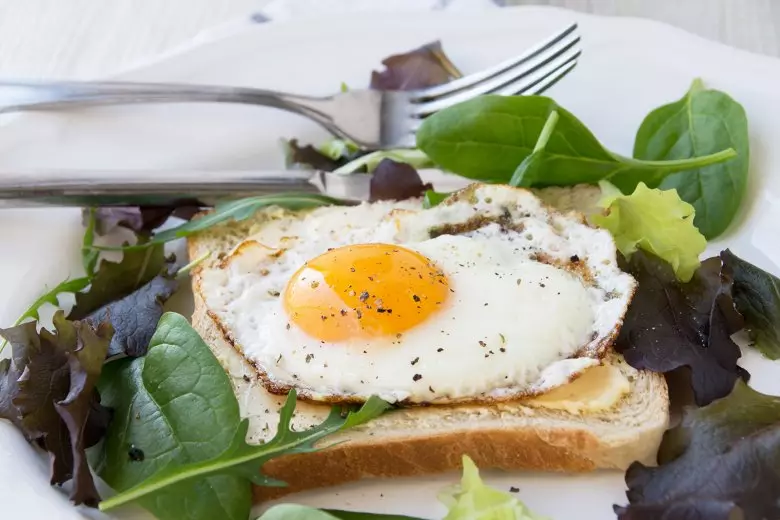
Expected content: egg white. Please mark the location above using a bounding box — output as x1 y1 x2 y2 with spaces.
198 185 636 404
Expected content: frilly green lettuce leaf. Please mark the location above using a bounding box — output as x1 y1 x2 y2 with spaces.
591 181 706 282
438 455 548 520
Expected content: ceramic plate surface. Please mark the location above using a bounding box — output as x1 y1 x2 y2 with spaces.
1 6 779 520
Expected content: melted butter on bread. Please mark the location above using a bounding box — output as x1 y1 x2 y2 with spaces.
523 364 631 413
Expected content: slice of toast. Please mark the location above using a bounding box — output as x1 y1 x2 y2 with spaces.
187 185 669 502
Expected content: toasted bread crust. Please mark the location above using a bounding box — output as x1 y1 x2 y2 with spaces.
256 427 600 501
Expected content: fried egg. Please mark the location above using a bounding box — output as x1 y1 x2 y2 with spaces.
198 184 636 404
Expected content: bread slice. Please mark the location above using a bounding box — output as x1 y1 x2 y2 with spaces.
187 186 669 502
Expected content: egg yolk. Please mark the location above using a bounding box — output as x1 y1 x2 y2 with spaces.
283 244 450 342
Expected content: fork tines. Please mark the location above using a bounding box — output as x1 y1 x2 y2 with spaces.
409 22 580 116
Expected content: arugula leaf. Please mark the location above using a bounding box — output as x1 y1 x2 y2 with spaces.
615 380 780 520
416 95 736 186
721 249 780 359
631 79 750 239
95 312 249 520
423 190 451 209
259 505 424 520
615 251 746 406
81 208 100 275
0 312 112 506
439 455 549 520
333 149 432 174
591 182 707 282
370 40 460 90
98 193 346 251
369 159 432 201
97 313 391 516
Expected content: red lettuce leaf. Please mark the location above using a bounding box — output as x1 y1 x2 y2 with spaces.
616 380 780 520
370 41 459 91
69 244 177 359
283 138 349 170
369 159 432 202
87 274 178 360
0 312 112 506
615 251 746 406
69 245 168 319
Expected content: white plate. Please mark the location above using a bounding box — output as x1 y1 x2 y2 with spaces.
1 5 779 520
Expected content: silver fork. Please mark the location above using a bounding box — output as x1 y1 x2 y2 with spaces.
0 23 580 150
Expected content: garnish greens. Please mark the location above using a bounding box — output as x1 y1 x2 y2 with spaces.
0 276 91 353
94 193 346 251
97 313 391 518
439 455 548 520
423 189 451 209
616 380 780 520
591 181 706 282
81 207 100 274
369 159 432 201
722 249 780 359
416 79 748 239
416 95 736 187
370 40 461 91
632 79 749 239
615 251 746 406
0 312 113 506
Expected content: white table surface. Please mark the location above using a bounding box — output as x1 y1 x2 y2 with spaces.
0 0 778 79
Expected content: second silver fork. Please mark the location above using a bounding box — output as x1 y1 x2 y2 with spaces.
0 23 580 149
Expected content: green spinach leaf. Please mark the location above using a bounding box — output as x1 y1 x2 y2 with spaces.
509 109 560 187
630 79 749 238
97 313 391 516
100 390 390 513
416 95 736 187
721 249 780 359
95 312 250 520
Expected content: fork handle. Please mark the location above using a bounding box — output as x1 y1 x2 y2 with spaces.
0 169 322 207
0 80 334 121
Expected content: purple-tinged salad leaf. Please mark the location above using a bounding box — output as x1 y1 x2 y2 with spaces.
369 159 432 202
69 244 178 359
615 380 780 520
86 275 178 360
0 312 112 506
370 40 461 91
68 245 168 319
721 249 780 360
615 251 746 406
87 205 202 237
